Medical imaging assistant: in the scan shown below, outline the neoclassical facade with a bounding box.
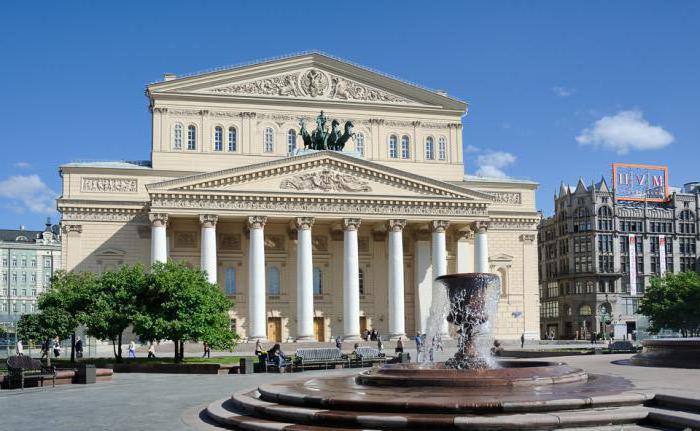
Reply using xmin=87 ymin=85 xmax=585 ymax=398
xmin=58 ymin=53 xmax=540 ymax=342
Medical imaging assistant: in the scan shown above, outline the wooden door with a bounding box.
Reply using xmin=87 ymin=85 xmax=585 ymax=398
xmin=313 ymin=317 xmax=325 ymax=342
xmin=359 ymin=316 xmax=367 ymax=336
xmin=267 ymin=317 xmax=282 ymax=342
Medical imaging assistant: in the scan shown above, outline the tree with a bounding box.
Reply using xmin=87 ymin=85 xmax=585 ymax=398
xmin=639 ymin=272 xmax=700 ymax=337
xmin=38 ymin=271 xmax=98 ymax=362
xmin=133 ymin=261 xmax=237 ymax=362
xmin=84 ymin=265 xmax=147 ymax=361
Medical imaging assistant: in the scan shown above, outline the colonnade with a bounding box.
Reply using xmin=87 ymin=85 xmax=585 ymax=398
xmin=148 ymin=213 xmax=490 ymax=341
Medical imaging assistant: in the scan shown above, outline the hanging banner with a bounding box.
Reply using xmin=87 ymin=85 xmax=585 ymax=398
xmin=628 ymin=235 xmax=637 ymax=296
xmin=659 ymin=235 xmax=667 ymax=276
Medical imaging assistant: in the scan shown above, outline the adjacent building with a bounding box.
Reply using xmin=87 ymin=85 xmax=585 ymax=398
xmin=538 ymin=176 xmax=699 ymax=340
xmin=57 ymin=52 xmax=541 ymax=343
xmin=0 ymin=220 xmax=62 ymax=328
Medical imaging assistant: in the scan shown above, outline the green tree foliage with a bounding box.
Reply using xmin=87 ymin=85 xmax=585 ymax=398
xmin=84 ymin=265 xmax=147 ymax=361
xmin=133 ymin=261 xmax=237 ymax=362
xmin=639 ymin=272 xmax=700 ymax=337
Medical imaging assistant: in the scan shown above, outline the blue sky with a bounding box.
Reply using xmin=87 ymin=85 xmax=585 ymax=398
xmin=1 ymin=1 xmax=699 ymax=229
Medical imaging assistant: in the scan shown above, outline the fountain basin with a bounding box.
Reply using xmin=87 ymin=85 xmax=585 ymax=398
xmin=357 ymin=360 xmax=588 ymax=387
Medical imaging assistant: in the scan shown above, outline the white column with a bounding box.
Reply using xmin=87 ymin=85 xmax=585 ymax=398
xmin=456 ymin=229 xmax=472 ymax=273
xmin=432 ymin=220 xmax=450 ymax=337
xmin=414 ymin=236 xmax=432 ymax=335
xmin=149 ymin=213 xmax=168 ymax=265
xmin=387 ymin=219 xmax=406 ymax=340
xmin=343 ymin=218 xmax=361 ymax=340
xmin=474 ymin=221 xmax=490 ymax=273
xmin=248 ymin=216 xmax=267 ymax=341
xmin=200 ymin=215 xmax=218 ymax=284
xmin=295 ymin=217 xmax=315 ymax=341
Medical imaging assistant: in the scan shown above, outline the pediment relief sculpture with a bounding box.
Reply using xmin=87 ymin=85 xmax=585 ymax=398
xmin=208 ymin=68 xmax=416 ymax=105
xmin=280 ymin=168 xmax=372 ymax=193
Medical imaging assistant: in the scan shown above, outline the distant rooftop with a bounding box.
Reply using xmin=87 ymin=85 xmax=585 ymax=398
xmin=461 ymin=174 xmax=538 ymax=185
xmin=61 ymin=160 xmax=152 ymax=169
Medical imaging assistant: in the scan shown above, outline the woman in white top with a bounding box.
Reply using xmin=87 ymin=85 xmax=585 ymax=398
xmin=128 ymin=341 xmax=136 ymax=359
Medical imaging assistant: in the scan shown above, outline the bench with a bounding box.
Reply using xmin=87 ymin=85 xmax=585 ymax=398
xmin=294 ymin=348 xmax=349 ymax=371
xmin=6 ymin=356 xmax=56 ymax=390
xmin=353 ymin=346 xmax=387 ymax=367
xmin=257 ymin=353 xmax=293 ymax=373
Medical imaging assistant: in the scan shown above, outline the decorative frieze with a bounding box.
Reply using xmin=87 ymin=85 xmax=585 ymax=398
xmin=219 ymin=234 xmax=242 ymax=251
xmin=520 ymin=234 xmax=537 ymax=243
xmin=312 ymin=236 xmax=328 ymax=252
xmin=61 ymin=207 xmax=148 ymax=223
xmin=81 ymin=177 xmax=138 ymax=193
xmin=264 ymin=235 xmax=286 ymax=251
xmin=481 ymin=191 xmax=522 ymax=205
xmin=174 ymin=231 xmax=197 ymax=248
xmin=489 ymin=218 xmax=538 ymax=231
xmin=280 ymin=169 xmax=372 ymax=193
xmin=61 ymin=224 xmax=83 ymax=234
xmin=168 ymin=109 xmax=201 ymax=117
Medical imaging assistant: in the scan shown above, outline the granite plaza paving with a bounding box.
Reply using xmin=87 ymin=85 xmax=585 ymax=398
xmin=2 ymin=352 xmax=700 ymax=431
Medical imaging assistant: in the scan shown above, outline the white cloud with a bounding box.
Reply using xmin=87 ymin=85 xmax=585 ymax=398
xmin=576 ymin=110 xmax=674 ymax=155
xmin=475 ymin=151 xmax=517 ymax=178
xmin=464 ymin=144 xmax=480 ymax=153
xmin=552 ymin=86 xmax=573 ymax=97
xmin=0 ymin=175 xmax=57 ymax=214
xmin=14 ymin=162 xmax=32 ymax=169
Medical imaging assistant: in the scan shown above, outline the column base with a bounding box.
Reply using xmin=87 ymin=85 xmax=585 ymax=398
xmin=294 ymin=335 xmax=316 ymax=342
xmin=389 ymin=333 xmax=406 ymax=341
xmin=342 ymin=334 xmax=363 ymax=341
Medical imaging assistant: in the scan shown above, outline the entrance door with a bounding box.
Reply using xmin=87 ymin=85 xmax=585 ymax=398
xmin=267 ymin=317 xmax=282 ymax=342
xmin=313 ymin=317 xmax=325 ymax=342
xmin=359 ymin=316 xmax=367 ymax=337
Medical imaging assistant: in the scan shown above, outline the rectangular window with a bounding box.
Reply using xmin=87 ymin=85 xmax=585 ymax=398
xmin=31 ymin=259 xmax=36 ymax=267
xmin=44 ymin=257 xmax=51 ymax=268
xmin=224 ymin=268 xmax=236 ymax=295
xmin=228 ymin=127 xmax=237 ymax=152
xmin=438 ymin=137 xmax=446 ymax=161
xmin=214 ymin=127 xmax=223 ymax=151
xmin=21 ymin=258 xmax=27 ymax=267
xmin=187 ymin=125 xmax=197 ymax=150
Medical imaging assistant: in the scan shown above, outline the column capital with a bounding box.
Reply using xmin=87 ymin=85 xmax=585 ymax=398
xmin=473 ymin=220 xmax=489 ymax=233
xmin=149 ymin=213 xmax=169 ymax=227
xmin=456 ymin=227 xmax=474 ymax=241
xmin=248 ymin=215 xmax=267 ymax=230
xmin=387 ymin=219 xmax=407 ymax=232
xmin=295 ymin=217 xmax=315 ymax=230
xmin=343 ymin=218 xmax=362 ymax=231
xmin=431 ymin=220 xmax=450 ymax=233
xmin=199 ymin=214 xmax=218 ymax=228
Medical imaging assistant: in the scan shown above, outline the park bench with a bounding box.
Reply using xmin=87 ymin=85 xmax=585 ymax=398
xmin=5 ymin=356 xmax=56 ymax=390
xmin=353 ymin=346 xmax=387 ymax=367
xmin=294 ymin=347 xmax=349 ymax=371
xmin=257 ymin=353 xmax=293 ymax=373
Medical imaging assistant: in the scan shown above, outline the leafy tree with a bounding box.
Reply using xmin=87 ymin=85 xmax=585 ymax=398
xmin=639 ymin=272 xmax=700 ymax=337
xmin=133 ymin=261 xmax=237 ymax=362
xmin=38 ymin=271 xmax=98 ymax=362
xmin=84 ymin=265 xmax=147 ymax=361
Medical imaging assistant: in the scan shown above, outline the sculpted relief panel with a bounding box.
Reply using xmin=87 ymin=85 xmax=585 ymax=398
xmin=280 ymin=168 xmax=372 ymax=193
xmin=208 ymin=68 xmax=417 ymax=105
xmin=82 ymin=177 xmax=138 ymax=193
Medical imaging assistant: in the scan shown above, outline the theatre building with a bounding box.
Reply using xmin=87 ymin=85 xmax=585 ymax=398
xmin=58 ymin=53 xmax=540 ymax=342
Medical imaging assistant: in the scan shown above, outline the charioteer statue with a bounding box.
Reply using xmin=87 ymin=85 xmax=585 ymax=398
xmin=299 ymin=110 xmax=355 ymax=151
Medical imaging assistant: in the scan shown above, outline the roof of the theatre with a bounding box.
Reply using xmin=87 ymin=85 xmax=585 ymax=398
xmin=60 ymin=160 xmax=152 ymax=169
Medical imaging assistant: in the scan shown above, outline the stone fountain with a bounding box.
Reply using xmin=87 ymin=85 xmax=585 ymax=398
xmin=204 ymin=273 xmax=654 ymax=430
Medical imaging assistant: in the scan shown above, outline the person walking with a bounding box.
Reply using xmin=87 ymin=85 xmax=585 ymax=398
xmin=202 ymin=341 xmax=211 ymax=358
xmin=377 ymin=334 xmax=383 ymax=352
xmin=40 ymin=338 xmax=49 ymax=360
xmin=128 ymin=340 xmax=136 ymax=359
xmin=414 ymin=333 xmax=423 ymax=362
xmin=147 ymin=342 xmax=157 ymax=359
xmin=520 ymin=333 xmax=525 ymax=348
xmin=75 ymin=337 xmax=83 ymax=359
xmin=395 ymin=337 xmax=404 ymax=354
xmin=590 ymin=332 xmax=598 ymax=345
xmin=53 ymin=338 xmax=62 ymax=358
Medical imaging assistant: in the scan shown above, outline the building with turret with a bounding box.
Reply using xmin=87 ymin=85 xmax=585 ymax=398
xmin=0 ymin=219 xmax=62 ymax=329
xmin=538 ymin=177 xmax=699 ymax=340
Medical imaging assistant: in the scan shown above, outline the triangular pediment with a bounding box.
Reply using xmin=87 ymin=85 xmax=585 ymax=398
xmin=147 ymin=151 xmax=492 ymax=202
xmin=147 ymin=53 xmax=466 ymax=110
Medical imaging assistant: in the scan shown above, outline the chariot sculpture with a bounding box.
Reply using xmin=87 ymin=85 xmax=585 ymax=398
xmin=299 ymin=110 xmax=355 ymax=151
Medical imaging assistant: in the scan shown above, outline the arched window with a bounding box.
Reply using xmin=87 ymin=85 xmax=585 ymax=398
xmin=425 ymin=137 xmax=434 ymax=160
xmin=355 ymin=133 xmax=365 ymax=156
xmin=597 ymin=206 xmax=613 ymax=231
xmin=358 ymin=268 xmax=365 ymax=295
xmin=264 ymin=127 xmax=274 ymax=153
xmin=438 ymin=137 xmax=447 ymax=160
xmin=187 ymin=125 xmax=196 ymax=150
xmin=228 ymin=127 xmax=237 ymax=152
xmin=214 ymin=126 xmax=223 ymax=151
xmin=401 ymin=135 xmax=410 ymax=159
xmin=224 ymin=268 xmax=236 ymax=295
xmin=679 ymin=210 xmax=696 ymax=234
xmin=267 ymin=266 xmax=280 ymax=295
xmin=287 ymin=129 xmax=297 ymax=155
xmin=313 ymin=267 xmax=322 ymax=295
xmin=388 ymin=135 xmax=398 ymax=158
xmin=172 ymin=123 xmax=183 ymax=150
xmin=579 ymin=304 xmax=592 ymax=316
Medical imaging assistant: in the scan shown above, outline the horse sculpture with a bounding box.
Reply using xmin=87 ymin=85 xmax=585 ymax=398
xmin=298 ymin=112 xmax=355 ymax=151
